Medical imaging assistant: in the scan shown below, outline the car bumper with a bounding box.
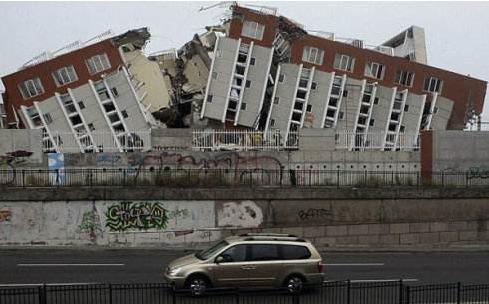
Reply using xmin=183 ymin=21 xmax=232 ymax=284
xmin=164 ymin=273 xmax=187 ymax=289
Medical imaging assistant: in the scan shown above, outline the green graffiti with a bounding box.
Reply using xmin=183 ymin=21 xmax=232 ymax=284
xmin=79 ymin=209 xmax=102 ymax=242
xmin=105 ymin=202 xmax=170 ymax=232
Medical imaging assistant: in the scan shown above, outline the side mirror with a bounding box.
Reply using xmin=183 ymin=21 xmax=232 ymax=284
xmin=215 ymin=255 xmax=225 ymax=264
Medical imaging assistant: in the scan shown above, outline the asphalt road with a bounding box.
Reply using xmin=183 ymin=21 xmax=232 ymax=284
xmin=1 ymin=249 xmax=488 ymax=285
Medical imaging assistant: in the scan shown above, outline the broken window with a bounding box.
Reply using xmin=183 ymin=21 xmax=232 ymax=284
xmin=103 ymin=102 xmax=116 ymax=113
xmin=334 ymin=54 xmax=355 ymax=72
xmin=18 ymin=77 xmax=44 ymax=99
xmin=240 ymin=103 xmax=247 ymax=110
xmin=241 ymin=21 xmax=265 ymax=40
xmin=60 ymin=93 xmax=77 ymax=114
xmin=111 ymin=87 xmax=119 ymax=98
xmin=121 ymin=110 xmax=128 ymax=118
xmin=86 ymin=53 xmax=111 ymax=75
xmin=364 ymin=61 xmax=385 ymax=80
xmin=78 ymin=101 xmax=85 ymax=110
xmin=69 ymin=114 xmax=82 ymax=126
xmin=52 ymin=65 xmax=78 ymax=86
xmin=302 ymin=46 xmax=324 ymax=65
xmin=207 ymin=95 xmax=213 ymax=103
xmin=394 ymin=70 xmax=415 ymax=87
xmin=306 ymin=104 xmax=312 ymax=112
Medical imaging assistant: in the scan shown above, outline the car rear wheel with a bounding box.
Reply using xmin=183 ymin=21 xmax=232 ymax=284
xmin=186 ymin=275 xmax=210 ymax=296
xmin=285 ymin=275 xmax=305 ymax=294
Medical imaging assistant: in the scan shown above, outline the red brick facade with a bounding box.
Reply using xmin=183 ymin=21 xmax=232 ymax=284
xmin=1 ymin=39 xmax=123 ymax=127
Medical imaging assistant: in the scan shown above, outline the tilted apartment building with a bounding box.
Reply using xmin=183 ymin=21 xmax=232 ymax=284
xmin=200 ymin=4 xmax=487 ymax=149
xmin=1 ymin=28 xmax=165 ymax=152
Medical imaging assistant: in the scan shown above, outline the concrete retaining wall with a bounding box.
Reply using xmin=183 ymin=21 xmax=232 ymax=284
xmin=1 ymin=188 xmax=488 ymax=249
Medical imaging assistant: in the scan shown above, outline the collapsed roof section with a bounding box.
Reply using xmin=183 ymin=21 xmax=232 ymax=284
xmin=111 ymin=27 xmax=151 ymax=50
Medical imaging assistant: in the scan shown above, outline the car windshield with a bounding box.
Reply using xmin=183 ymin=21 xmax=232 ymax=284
xmin=195 ymin=240 xmax=229 ymax=260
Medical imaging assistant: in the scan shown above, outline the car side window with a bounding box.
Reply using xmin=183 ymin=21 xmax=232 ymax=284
xmin=220 ymin=244 xmax=247 ymax=263
xmin=280 ymin=245 xmax=311 ymax=260
xmin=249 ymin=244 xmax=279 ymax=261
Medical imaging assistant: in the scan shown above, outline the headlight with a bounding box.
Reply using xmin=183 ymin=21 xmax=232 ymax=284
xmin=168 ymin=267 xmax=182 ymax=276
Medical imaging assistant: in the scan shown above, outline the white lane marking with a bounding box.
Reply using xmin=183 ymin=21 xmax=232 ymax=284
xmin=0 ymin=283 xmax=97 ymax=287
xmin=351 ymin=279 xmax=419 ymax=282
xmin=17 ymin=263 xmax=124 ymax=267
xmin=325 ymin=263 xmax=385 ymax=266
xmin=324 ymin=279 xmax=418 ymax=283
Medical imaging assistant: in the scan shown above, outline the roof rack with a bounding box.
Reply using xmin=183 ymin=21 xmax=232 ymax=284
xmin=239 ymin=233 xmax=306 ymax=242
xmin=239 ymin=233 xmax=298 ymax=238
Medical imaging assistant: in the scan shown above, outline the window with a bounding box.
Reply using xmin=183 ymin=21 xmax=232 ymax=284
xmin=18 ymin=78 xmax=44 ymax=99
xmin=220 ymin=245 xmax=247 ymax=263
xmin=240 ymin=103 xmax=247 ymax=110
xmin=270 ymin=119 xmax=275 ymax=127
xmin=111 ymin=87 xmax=119 ymax=98
xmin=245 ymin=80 xmax=251 ymax=88
xmin=302 ymin=46 xmax=324 ymax=65
xmin=121 ymin=110 xmax=128 ymax=118
xmin=52 ymin=65 xmax=78 ymax=86
xmin=43 ymin=113 xmax=53 ymax=125
xmin=249 ymin=244 xmax=279 ymax=261
xmin=311 ymin=82 xmax=317 ymax=90
xmin=88 ymin=123 xmax=95 ymax=131
xmin=334 ymin=54 xmax=355 ymax=72
xmin=404 ymin=104 xmax=409 ymax=112
xmin=339 ymin=111 xmax=344 ymax=120
xmin=395 ymin=70 xmax=415 ymax=87
xmin=86 ymin=53 xmax=111 ymax=75
xmin=400 ymin=125 xmax=405 ymax=133
xmin=364 ymin=62 xmax=385 ymax=79
xmin=280 ymin=245 xmax=311 ymax=260
xmin=374 ymin=97 xmax=379 ymax=105
xmin=343 ymin=90 xmax=348 ymax=98
xmin=250 ymin=58 xmax=255 ymax=65
xmin=278 ymin=74 xmax=284 ymax=83
xmin=78 ymin=101 xmax=85 ymax=110
xmin=207 ymin=95 xmax=213 ymax=103
xmin=241 ymin=21 xmax=265 ymax=40
xmin=424 ymin=76 xmax=443 ymax=93
xmin=274 ymin=97 xmax=279 ymax=104
xmin=369 ymin=119 xmax=375 ymax=126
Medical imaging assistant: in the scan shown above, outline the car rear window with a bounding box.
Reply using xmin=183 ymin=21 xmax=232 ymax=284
xmin=280 ymin=245 xmax=311 ymax=260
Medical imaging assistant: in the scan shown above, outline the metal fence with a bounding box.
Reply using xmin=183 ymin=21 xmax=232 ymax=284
xmin=42 ymin=131 xmax=152 ymax=153
xmin=0 ymin=168 xmax=487 ymax=188
xmin=1 ymin=281 xmax=489 ymax=304
xmin=192 ymin=130 xmax=420 ymax=152
xmin=192 ymin=129 xmax=299 ymax=151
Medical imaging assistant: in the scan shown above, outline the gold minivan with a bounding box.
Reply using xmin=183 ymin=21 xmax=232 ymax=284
xmin=164 ymin=233 xmax=324 ymax=295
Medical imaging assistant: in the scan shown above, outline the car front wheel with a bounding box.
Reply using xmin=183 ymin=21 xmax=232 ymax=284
xmin=186 ymin=275 xmax=210 ymax=296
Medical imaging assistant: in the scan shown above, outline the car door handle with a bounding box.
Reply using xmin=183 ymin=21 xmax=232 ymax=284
xmin=240 ymin=265 xmax=256 ymax=270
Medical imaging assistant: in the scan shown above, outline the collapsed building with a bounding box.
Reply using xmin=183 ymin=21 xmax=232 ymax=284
xmin=0 ymin=28 xmax=168 ymax=152
xmin=195 ymin=4 xmax=487 ymax=149
xmin=0 ymin=3 xmax=487 ymax=153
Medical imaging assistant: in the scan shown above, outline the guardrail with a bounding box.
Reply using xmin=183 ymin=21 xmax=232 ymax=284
xmin=1 ymin=281 xmax=488 ymax=304
xmin=0 ymin=169 xmax=486 ymax=188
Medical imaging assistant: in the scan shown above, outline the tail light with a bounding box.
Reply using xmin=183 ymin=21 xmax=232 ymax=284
xmin=317 ymin=261 xmax=324 ymax=273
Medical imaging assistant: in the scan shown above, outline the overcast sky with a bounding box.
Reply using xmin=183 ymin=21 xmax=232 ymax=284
xmin=1 ymin=1 xmax=489 ymax=121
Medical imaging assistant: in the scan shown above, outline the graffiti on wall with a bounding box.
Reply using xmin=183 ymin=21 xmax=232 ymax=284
xmin=96 ymin=154 xmax=124 ymax=167
xmin=298 ymin=208 xmax=334 ymax=221
xmin=0 ymin=209 xmax=12 ymax=222
xmin=105 ymin=202 xmax=191 ymax=232
xmin=127 ymin=152 xmax=283 ymax=171
xmin=78 ymin=203 xmax=102 ymax=242
xmin=217 ymin=201 xmax=263 ymax=228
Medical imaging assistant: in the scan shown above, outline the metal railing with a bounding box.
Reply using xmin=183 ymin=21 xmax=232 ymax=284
xmin=1 ymin=281 xmax=488 ymax=304
xmin=0 ymin=169 xmax=486 ymax=188
xmin=192 ymin=129 xmax=298 ymax=151
xmin=192 ymin=130 xmax=419 ymax=151
xmin=42 ymin=131 xmax=152 ymax=153
xmin=335 ymin=131 xmax=419 ymax=151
